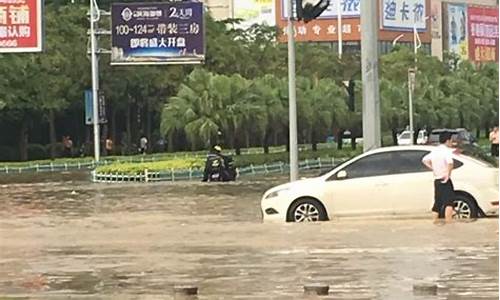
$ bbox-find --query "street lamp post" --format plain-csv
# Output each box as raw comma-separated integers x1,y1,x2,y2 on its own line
408,68,416,145
90,0,100,162
287,0,298,181
337,0,342,59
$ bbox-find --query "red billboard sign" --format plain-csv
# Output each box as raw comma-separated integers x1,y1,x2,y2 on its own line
0,0,42,53
468,6,498,62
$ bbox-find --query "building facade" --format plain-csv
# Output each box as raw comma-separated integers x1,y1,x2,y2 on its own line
431,0,498,61
274,0,498,61
275,0,432,55
203,0,234,21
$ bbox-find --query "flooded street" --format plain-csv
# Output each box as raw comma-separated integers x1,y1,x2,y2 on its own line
0,173,498,299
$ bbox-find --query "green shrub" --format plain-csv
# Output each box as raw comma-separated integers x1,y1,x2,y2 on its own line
0,146,17,161
96,157,204,174
44,143,65,158
27,144,48,160
95,148,360,175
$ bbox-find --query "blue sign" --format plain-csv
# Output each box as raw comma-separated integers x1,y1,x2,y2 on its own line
282,0,360,20
111,1,205,65
382,0,427,31
84,89,107,125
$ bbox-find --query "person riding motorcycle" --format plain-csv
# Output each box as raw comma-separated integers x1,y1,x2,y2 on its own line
202,145,236,182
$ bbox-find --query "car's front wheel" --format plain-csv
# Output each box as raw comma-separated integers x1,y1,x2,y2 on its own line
288,198,327,223
442,194,478,219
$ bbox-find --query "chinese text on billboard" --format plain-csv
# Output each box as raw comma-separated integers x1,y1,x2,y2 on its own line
111,1,204,65
468,6,498,62
0,0,42,53
382,0,426,31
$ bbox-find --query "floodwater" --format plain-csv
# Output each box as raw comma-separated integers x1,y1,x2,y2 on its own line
0,172,498,299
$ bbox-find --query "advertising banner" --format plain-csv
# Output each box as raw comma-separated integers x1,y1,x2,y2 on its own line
277,18,361,42
468,6,498,62
0,0,42,53
111,1,204,65
84,90,107,125
282,0,360,20
381,0,426,31
446,3,468,60
235,0,275,27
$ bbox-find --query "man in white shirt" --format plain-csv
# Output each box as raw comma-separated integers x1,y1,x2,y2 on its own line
422,131,455,224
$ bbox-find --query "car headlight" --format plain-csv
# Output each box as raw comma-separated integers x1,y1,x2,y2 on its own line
265,188,289,199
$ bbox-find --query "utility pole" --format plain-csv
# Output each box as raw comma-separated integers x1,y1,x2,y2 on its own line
337,0,342,59
409,22,424,145
408,68,416,145
90,0,100,162
360,0,381,152
287,0,298,181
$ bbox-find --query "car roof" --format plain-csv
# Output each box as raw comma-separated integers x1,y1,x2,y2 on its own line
366,145,436,154
430,128,459,134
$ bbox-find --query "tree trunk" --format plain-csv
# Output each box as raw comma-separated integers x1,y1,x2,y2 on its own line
146,101,152,142
310,129,317,151
391,128,398,145
48,110,57,159
126,102,132,154
18,118,28,161
351,135,356,150
263,133,270,154
475,128,480,139
110,107,117,147
168,132,174,152
336,128,343,150
234,133,241,155
245,131,250,148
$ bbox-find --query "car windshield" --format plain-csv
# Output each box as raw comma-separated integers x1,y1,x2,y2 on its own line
400,133,410,139
457,144,498,167
318,154,359,177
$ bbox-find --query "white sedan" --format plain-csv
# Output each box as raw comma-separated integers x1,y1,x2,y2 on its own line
261,146,498,222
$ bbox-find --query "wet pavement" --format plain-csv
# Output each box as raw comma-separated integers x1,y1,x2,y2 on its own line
0,173,498,299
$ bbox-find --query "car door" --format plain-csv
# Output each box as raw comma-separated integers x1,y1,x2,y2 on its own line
380,150,433,215
322,152,396,217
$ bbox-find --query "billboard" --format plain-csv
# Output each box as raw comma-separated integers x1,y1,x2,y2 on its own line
234,0,275,27
0,0,42,53
381,0,426,31
281,0,360,20
446,3,468,60
278,18,361,42
468,6,498,62
111,1,204,65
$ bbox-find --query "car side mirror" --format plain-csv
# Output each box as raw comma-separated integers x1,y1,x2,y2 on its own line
336,170,347,180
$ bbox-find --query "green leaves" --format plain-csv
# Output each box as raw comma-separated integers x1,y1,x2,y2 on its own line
380,47,498,132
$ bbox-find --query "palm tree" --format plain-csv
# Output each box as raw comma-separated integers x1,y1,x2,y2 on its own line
249,75,288,153
297,77,349,151
161,69,222,150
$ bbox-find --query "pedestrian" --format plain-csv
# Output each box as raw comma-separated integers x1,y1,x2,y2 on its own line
63,135,73,158
105,137,113,156
139,135,148,155
489,126,498,157
421,131,456,224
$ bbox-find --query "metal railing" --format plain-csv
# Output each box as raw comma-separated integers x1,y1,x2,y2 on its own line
91,157,344,183
0,143,337,174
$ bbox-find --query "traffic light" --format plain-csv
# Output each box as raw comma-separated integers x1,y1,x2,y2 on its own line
295,0,330,23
